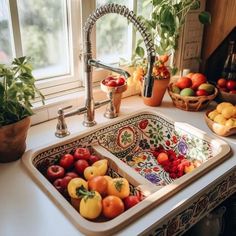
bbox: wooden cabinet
[201,0,236,70]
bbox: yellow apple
[92,159,108,176]
[84,166,100,180]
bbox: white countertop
[1,94,236,236]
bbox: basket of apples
[216,78,236,104]
[168,73,218,111]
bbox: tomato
[74,159,89,175]
[229,90,236,94]
[107,178,130,199]
[157,152,168,164]
[46,165,65,182]
[59,153,74,169]
[217,78,227,88]
[102,195,124,219]
[80,191,102,220]
[227,80,236,91]
[191,73,206,90]
[196,89,209,96]
[106,80,117,87]
[123,195,140,210]
[116,77,125,86]
[67,178,88,199]
[176,77,192,89]
[74,147,90,160]
[88,176,108,196]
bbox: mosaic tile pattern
[34,113,214,187]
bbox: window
[0,1,151,100]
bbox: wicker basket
[168,83,218,111]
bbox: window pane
[17,0,70,79]
[0,0,13,63]
[96,0,132,63]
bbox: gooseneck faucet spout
[83,3,155,127]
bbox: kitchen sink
[22,110,231,235]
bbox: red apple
[60,176,73,189]
[74,159,89,175]
[74,147,90,160]
[59,153,74,169]
[53,178,63,193]
[123,195,140,210]
[196,89,208,96]
[46,165,65,182]
[227,80,236,91]
[65,171,78,178]
[88,155,100,165]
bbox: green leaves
[133,0,211,67]
[199,11,211,24]
[0,56,44,126]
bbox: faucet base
[104,111,118,119]
[83,120,96,127]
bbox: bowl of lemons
[205,102,236,136]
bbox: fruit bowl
[217,89,236,105]
[205,109,236,136]
[168,83,218,111]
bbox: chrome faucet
[55,3,156,137]
[83,3,156,127]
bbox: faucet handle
[55,106,72,138]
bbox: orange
[176,76,192,89]
[157,152,168,164]
[191,73,206,90]
[88,176,108,197]
[102,195,124,219]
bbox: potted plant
[0,56,44,163]
[134,0,211,69]
[133,55,170,106]
[131,0,211,106]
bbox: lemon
[214,114,227,125]
[216,102,233,113]
[225,118,236,128]
[208,110,219,120]
[221,106,236,119]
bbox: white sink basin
[22,110,231,235]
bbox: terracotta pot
[142,77,170,106]
[0,117,31,163]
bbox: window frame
[3,0,144,101]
